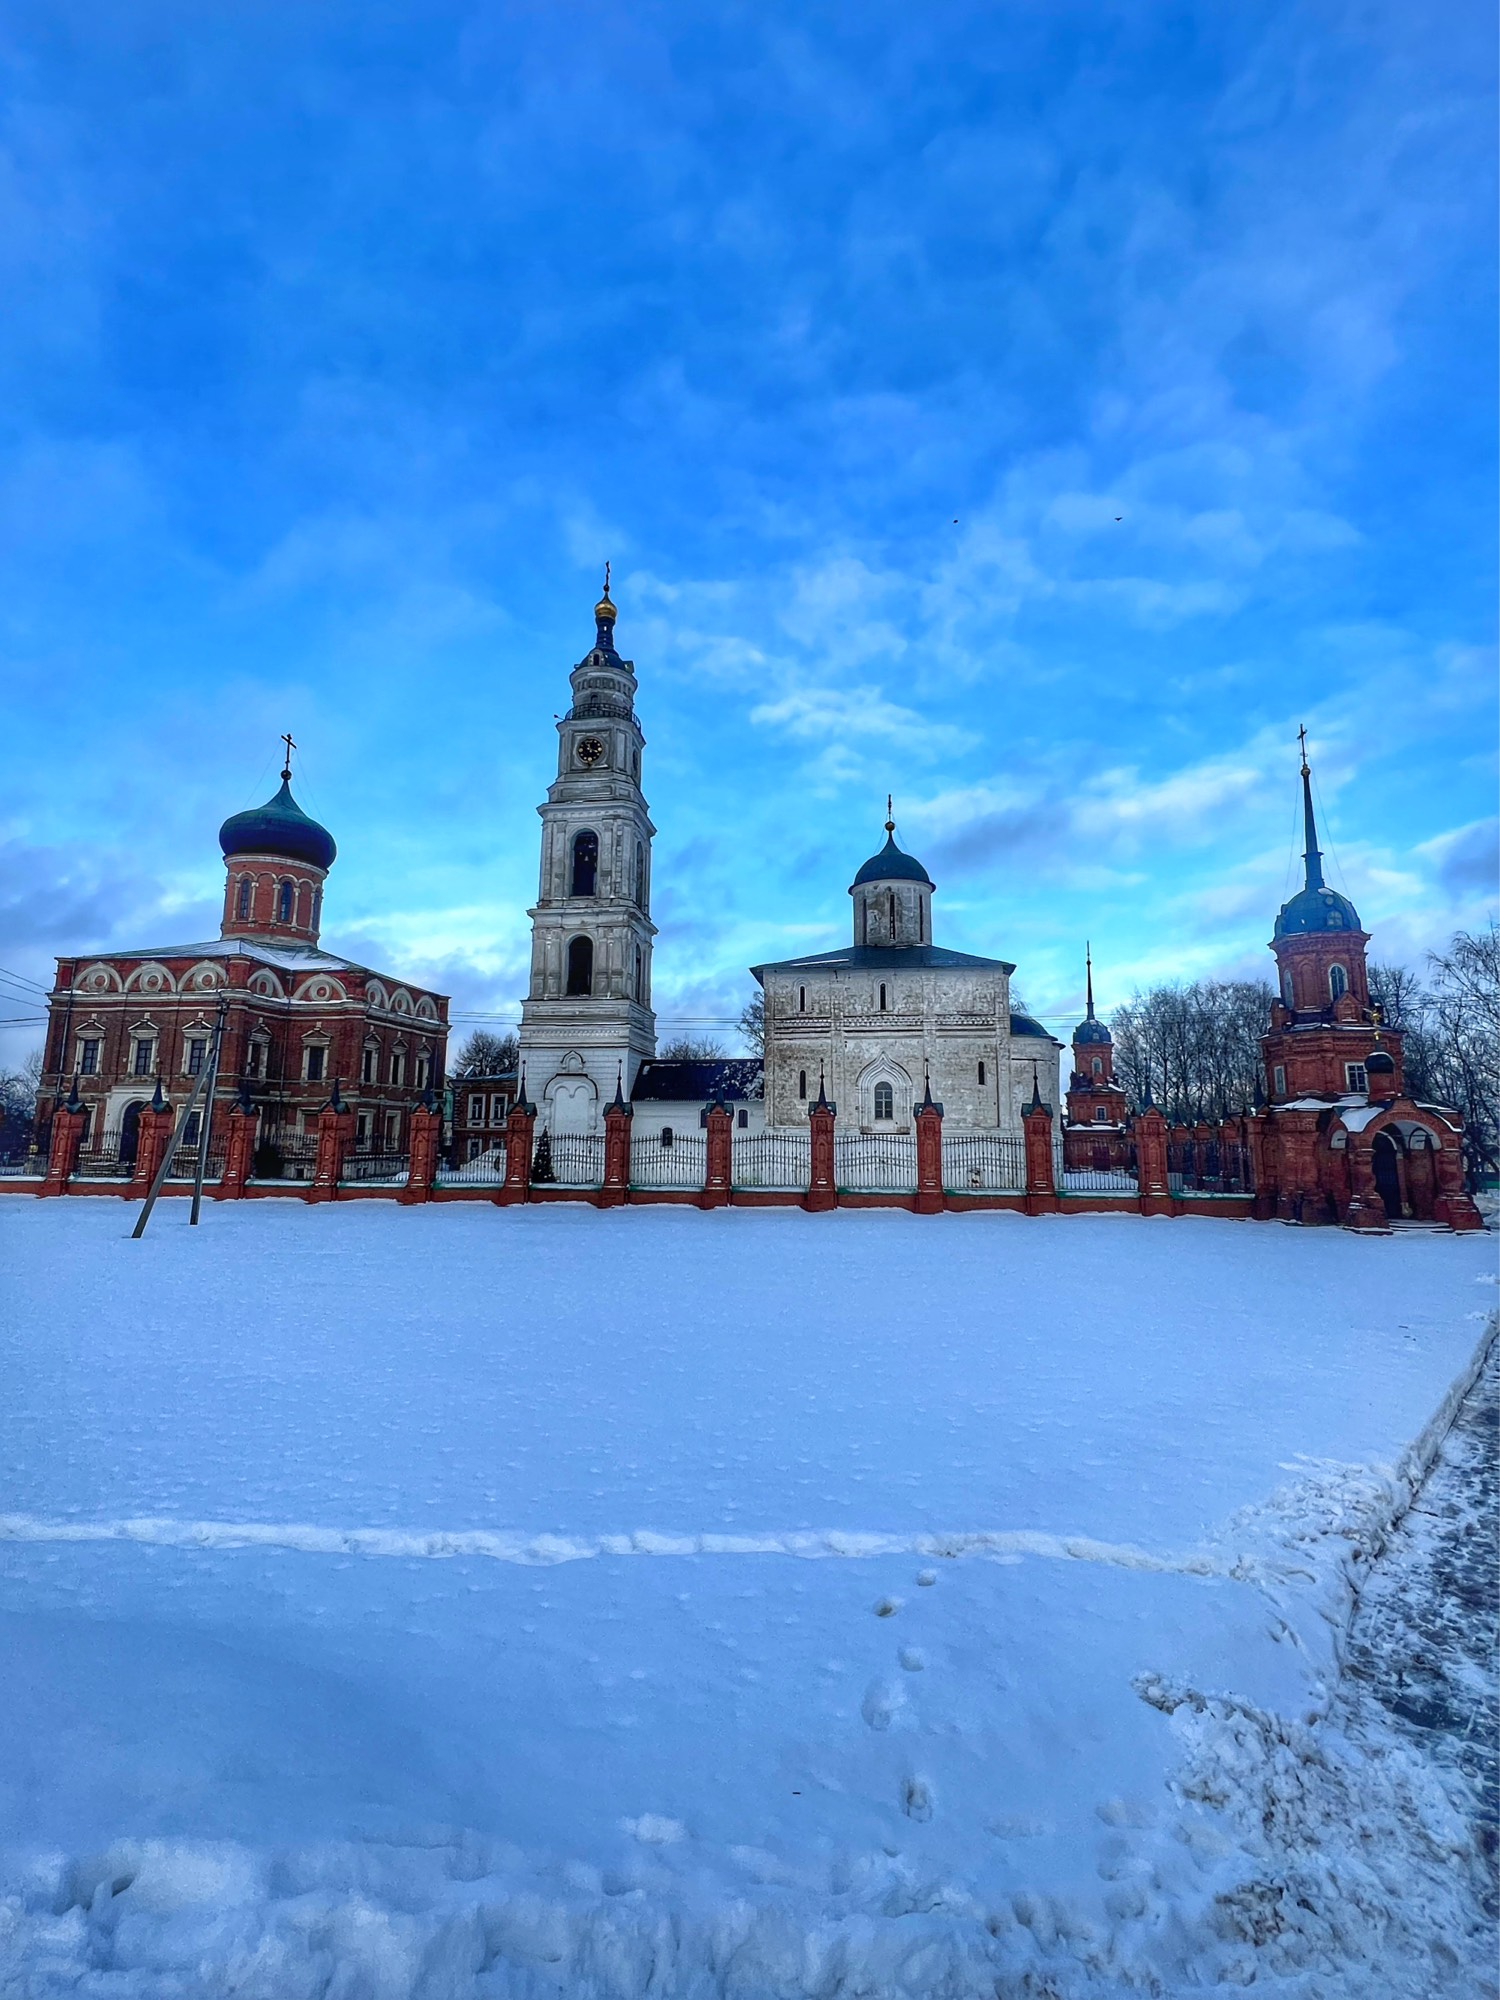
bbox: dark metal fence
[0,1148,45,1178]
[835,1132,918,1192]
[1168,1139,1252,1195]
[437,1146,508,1186]
[340,1149,410,1185]
[72,1141,133,1180]
[539,1131,604,1189]
[732,1129,810,1190]
[166,1141,227,1181]
[1061,1163,1138,1195]
[630,1129,706,1189]
[250,1132,319,1182]
[942,1133,1027,1192]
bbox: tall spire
[1085,942,1096,1020]
[1297,726,1325,892]
[593,563,617,651]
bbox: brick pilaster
[1134,1106,1171,1216]
[914,1083,944,1214]
[701,1100,733,1209]
[40,1095,86,1197]
[400,1103,442,1205]
[805,1079,836,1213]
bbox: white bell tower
[518,572,657,1131]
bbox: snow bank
[0,1200,1493,1995]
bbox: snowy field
[0,1198,1494,1998]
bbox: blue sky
[1,0,1494,1065]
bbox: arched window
[873,1081,895,1121]
[879,983,887,1011]
[798,1069,807,1099]
[977,1060,986,1085]
[566,935,594,996]
[888,890,897,940]
[311,886,322,930]
[1281,968,1294,1006]
[1329,964,1348,1002]
[277,881,294,923]
[235,876,252,920]
[798,986,806,1013]
[571,831,599,898]
[634,945,643,1000]
[1092,1057,1102,1077]
[634,840,646,906]
[660,1126,674,1150]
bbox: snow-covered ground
[0,1199,1494,1997]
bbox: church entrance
[119,1099,147,1167]
[1372,1130,1405,1220]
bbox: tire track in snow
[0,1512,1233,1575]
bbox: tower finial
[603,559,611,601]
[1085,941,1095,1019]
[280,732,296,783]
[1297,727,1325,892]
[885,792,895,836]
[593,565,618,645]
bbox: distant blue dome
[851,832,933,888]
[219,779,337,871]
[1073,1016,1112,1045]
[1273,883,1361,939]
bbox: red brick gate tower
[1062,948,1130,1169]
[1251,736,1480,1229]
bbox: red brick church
[1063,745,1481,1231]
[36,748,448,1180]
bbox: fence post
[400,1092,442,1205]
[40,1083,87,1197]
[128,1079,177,1200]
[217,1087,258,1199]
[1134,1104,1171,1215]
[1022,1068,1059,1214]
[496,1081,536,1207]
[914,1074,944,1214]
[805,1072,837,1212]
[701,1095,733,1209]
[600,1075,632,1208]
[308,1082,355,1203]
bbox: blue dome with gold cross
[219,774,337,871]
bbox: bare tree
[452,1029,519,1076]
[659,1036,726,1062]
[1111,980,1275,1120]
[1425,924,1499,1184]
[737,991,765,1056]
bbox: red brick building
[1062,949,1131,1170]
[449,1069,520,1163]
[1249,749,1480,1230]
[37,756,449,1180]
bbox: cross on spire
[280,732,297,782]
[885,792,895,835]
[1296,726,1325,891]
[1297,723,1309,776]
[603,560,611,599]
[1085,940,1095,1018]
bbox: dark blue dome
[219,779,337,871]
[1073,1016,1112,1045]
[1009,1011,1052,1040]
[1273,883,1361,939]
[851,833,933,888]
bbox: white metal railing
[941,1133,1027,1192]
[835,1132,917,1193]
[631,1129,706,1190]
[731,1129,810,1190]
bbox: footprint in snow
[916,1570,938,1587]
[861,1680,903,1730]
[900,1775,934,1822]
[898,1647,925,1672]
[873,1596,902,1618]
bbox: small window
[737,1107,748,1129]
[571,830,599,898]
[634,944,644,1001]
[236,877,252,920]
[1329,964,1348,1002]
[385,1111,400,1145]
[1092,1057,1102,1077]
[1095,1107,1109,1122]
[491,1094,508,1123]
[306,1046,326,1083]
[1328,912,1342,927]
[311,886,322,930]
[566,935,594,997]
[1273,1064,1286,1097]
[78,1038,101,1076]
[1345,1062,1368,1093]
[1281,969,1294,1006]
[277,881,294,924]
[977,1060,986,1086]
[469,1093,484,1121]
[355,1113,370,1145]
[182,1111,201,1147]
[133,1039,154,1077]
[634,840,646,906]
[362,1046,378,1084]
[468,1136,483,1160]
[887,890,897,939]
[390,1052,406,1087]
[661,1126,674,1150]
[798,1069,807,1100]
[879,983,888,1011]
[798,986,806,1013]
[874,1080,894,1121]
[186,1038,207,1076]
[246,1041,265,1079]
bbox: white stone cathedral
[518,576,658,1131]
